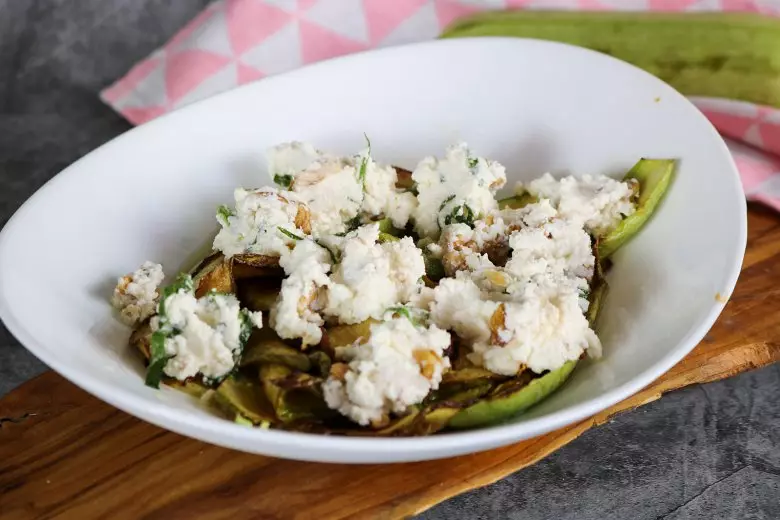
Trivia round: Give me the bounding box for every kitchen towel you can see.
[100,0,780,211]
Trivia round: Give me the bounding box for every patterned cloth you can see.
[100,0,780,211]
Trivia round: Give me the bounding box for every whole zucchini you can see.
[441,11,780,108]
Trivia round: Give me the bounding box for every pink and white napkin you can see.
[100,0,780,211]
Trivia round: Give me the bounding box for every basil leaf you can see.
[217,205,234,227]
[273,174,293,189]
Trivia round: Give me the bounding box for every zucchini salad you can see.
[111,141,675,435]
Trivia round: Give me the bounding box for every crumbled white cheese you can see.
[112,261,165,326]
[361,156,418,229]
[213,187,309,258]
[267,142,363,236]
[522,173,637,235]
[411,142,506,238]
[472,281,600,375]
[155,291,261,381]
[429,201,600,376]
[270,239,332,346]
[504,214,594,286]
[324,224,425,324]
[437,201,558,276]
[322,317,451,426]
[428,275,502,347]
[267,141,327,176]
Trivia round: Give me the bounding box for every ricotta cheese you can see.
[270,239,332,346]
[522,173,638,235]
[322,316,452,426]
[428,198,600,376]
[154,290,262,381]
[213,187,310,258]
[267,142,363,235]
[411,142,507,238]
[504,212,595,286]
[361,155,417,229]
[471,281,601,375]
[324,224,425,324]
[112,261,165,326]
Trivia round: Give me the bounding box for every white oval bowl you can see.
[0,38,746,464]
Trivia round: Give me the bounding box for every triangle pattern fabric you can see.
[379,2,440,47]
[165,50,232,103]
[298,18,367,64]
[166,4,221,51]
[121,105,169,126]
[304,0,370,44]
[239,22,303,74]
[101,57,163,104]
[171,7,234,57]
[225,0,294,56]
[173,62,238,108]
[264,0,299,12]
[433,0,480,29]
[237,62,266,84]
[239,22,302,75]
[363,0,430,45]
[114,59,169,109]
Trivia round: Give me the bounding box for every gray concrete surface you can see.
[0,1,778,518]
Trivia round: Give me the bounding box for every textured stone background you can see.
[0,1,778,518]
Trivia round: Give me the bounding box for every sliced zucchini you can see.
[497,192,537,210]
[260,364,335,423]
[241,329,311,372]
[448,360,577,429]
[599,158,676,259]
[214,375,277,425]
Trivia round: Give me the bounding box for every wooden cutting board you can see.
[2,206,779,520]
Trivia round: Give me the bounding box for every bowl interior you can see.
[0,38,745,463]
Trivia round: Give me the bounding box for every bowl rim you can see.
[0,36,747,461]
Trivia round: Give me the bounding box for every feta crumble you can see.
[112,261,165,326]
[522,173,638,235]
[411,142,507,238]
[213,187,310,258]
[153,287,262,381]
[322,317,451,426]
[324,223,425,324]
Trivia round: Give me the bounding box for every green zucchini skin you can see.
[441,11,780,108]
[599,158,676,259]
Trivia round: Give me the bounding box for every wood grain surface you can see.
[1,206,779,520]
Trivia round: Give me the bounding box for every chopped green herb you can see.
[315,240,339,264]
[216,205,234,227]
[273,174,293,189]
[278,227,303,241]
[443,204,475,227]
[468,157,479,169]
[439,194,456,212]
[157,273,195,317]
[386,305,429,327]
[238,310,254,346]
[145,332,170,389]
[387,306,411,320]
[357,133,372,185]
[145,273,195,388]
[343,215,363,234]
